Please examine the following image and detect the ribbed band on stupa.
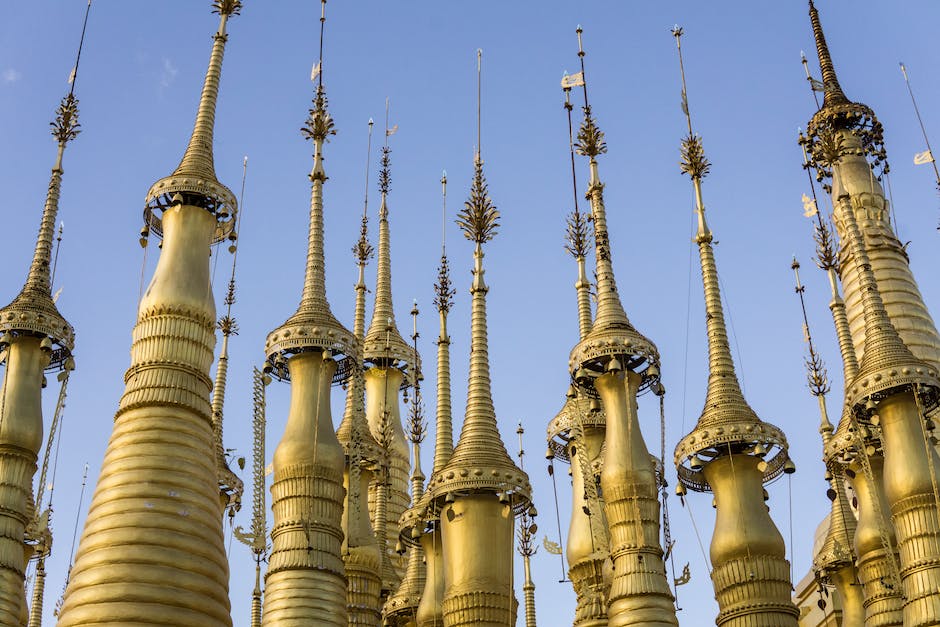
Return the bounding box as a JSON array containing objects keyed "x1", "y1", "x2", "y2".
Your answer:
[{"x1": 57, "y1": 5, "x2": 241, "y2": 626}]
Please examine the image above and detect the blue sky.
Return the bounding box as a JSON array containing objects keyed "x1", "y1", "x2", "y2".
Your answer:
[{"x1": 2, "y1": 1, "x2": 940, "y2": 624}]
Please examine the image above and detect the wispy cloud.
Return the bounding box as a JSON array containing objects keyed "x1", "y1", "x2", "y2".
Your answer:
[
  {"x1": 2, "y1": 68, "x2": 21, "y2": 84},
  {"x1": 160, "y1": 58, "x2": 177, "y2": 89}
]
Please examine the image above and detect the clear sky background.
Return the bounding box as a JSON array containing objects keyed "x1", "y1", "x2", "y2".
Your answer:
[{"x1": 2, "y1": 1, "x2": 940, "y2": 625}]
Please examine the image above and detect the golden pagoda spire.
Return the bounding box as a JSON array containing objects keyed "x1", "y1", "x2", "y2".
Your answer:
[
  {"x1": 431, "y1": 172, "x2": 455, "y2": 477},
  {"x1": 385, "y1": 305, "x2": 428, "y2": 625},
  {"x1": 210, "y1": 155, "x2": 247, "y2": 520},
  {"x1": 560, "y1": 28, "x2": 675, "y2": 626},
  {"x1": 58, "y1": 4, "x2": 240, "y2": 625},
  {"x1": 234, "y1": 367, "x2": 270, "y2": 627},
  {"x1": 803, "y1": 1, "x2": 940, "y2": 374},
  {"x1": 792, "y1": 260, "x2": 865, "y2": 626},
  {"x1": 546, "y1": 71, "x2": 609, "y2": 627},
  {"x1": 816, "y1": 126, "x2": 940, "y2": 625},
  {"x1": 425, "y1": 49, "x2": 531, "y2": 627},
  {"x1": 670, "y1": 27, "x2": 798, "y2": 627},
  {"x1": 414, "y1": 180, "x2": 454, "y2": 627},
  {"x1": 0, "y1": 3, "x2": 89, "y2": 622},
  {"x1": 261, "y1": 3, "x2": 356, "y2": 624},
  {"x1": 362, "y1": 100, "x2": 415, "y2": 591},
  {"x1": 336, "y1": 119, "x2": 384, "y2": 627},
  {"x1": 802, "y1": 143, "x2": 905, "y2": 624}
]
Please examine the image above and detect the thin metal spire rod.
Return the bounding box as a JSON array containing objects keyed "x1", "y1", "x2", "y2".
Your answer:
[
  {"x1": 441, "y1": 170, "x2": 447, "y2": 253},
  {"x1": 68, "y1": 0, "x2": 93, "y2": 97},
  {"x1": 50, "y1": 223, "x2": 64, "y2": 289},
  {"x1": 800, "y1": 51, "x2": 822, "y2": 110},
  {"x1": 363, "y1": 119, "x2": 374, "y2": 220},
  {"x1": 673, "y1": 26, "x2": 693, "y2": 136},
  {"x1": 575, "y1": 26, "x2": 588, "y2": 107},
  {"x1": 900, "y1": 62, "x2": 940, "y2": 186},
  {"x1": 476, "y1": 49, "x2": 482, "y2": 161},
  {"x1": 563, "y1": 88, "x2": 581, "y2": 218},
  {"x1": 317, "y1": 0, "x2": 326, "y2": 90}
]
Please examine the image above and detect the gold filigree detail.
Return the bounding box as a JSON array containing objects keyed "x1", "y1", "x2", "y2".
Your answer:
[
  {"x1": 433, "y1": 253, "x2": 455, "y2": 314},
  {"x1": 813, "y1": 216, "x2": 839, "y2": 273},
  {"x1": 564, "y1": 209, "x2": 592, "y2": 259},
  {"x1": 211, "y1": 0, "x2": 242, "y2": 16},
  {"x1": 301, "y1": 90, "x2": 335, "y2": 143},
  {"x1": 378, "y1": 146, "x2": 391, "y2": 196},
  {"x1": 352, "y1": 214, "x2": 374, "y2": 263},
  {"x1": 456, "y1": 159, "x2": 499, "y2": 244},
  {"x1": 50, "y1": 94, "x2": 80, "y2": 144},
  {"x1": 680, "y1": 133, "x2": 710, "y2": 179},
  {"x1": 575, "y1": 106, "x2": 607, "y2": 157}
]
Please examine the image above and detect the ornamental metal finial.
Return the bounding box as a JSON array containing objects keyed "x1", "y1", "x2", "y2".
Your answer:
[
  {"x1": 143, "y1": 1, "x2": 240, "y2": 243},
  {"x1": 353, "y1": 119, "x2": 376, "y2": 264},
  {"x1": 807, "y1": 0, "x2": 849, "y2": 108},
  {"x1": 792, "y1": 259, "x2": 831, "y2": 402}
]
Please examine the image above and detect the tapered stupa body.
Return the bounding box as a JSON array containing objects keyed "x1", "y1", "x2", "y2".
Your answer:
[
  {"x1": 843, "y1": 454, "x2": 903, "y2": 625},
  {"x1": 57, "y1": 7, "x2": 241, "y2": 624},
  {"x1": 674, "y1": 143, "x2": 797, "y2": 624},
  {"x1": 262, "y1": 88, "x2": 356, "y2": 626},
  {"x1": 568, "y1": 150, "x2": 674, "y2": 626},
  {"x1": 597, "y1": 371, "x2": 674, "y2": 626},
  {"x1": 58, "y1": 201, "x2": 230, "y2": 626},
  {"x1": 0, "y1": 337, "x2": 47, "y2": 625},
  {"x1": 364, "y1": 191, "x2": 414, "y2": 589},
  {"x1": 804, "y1": 1, "x2": 940, "y2": 374}
]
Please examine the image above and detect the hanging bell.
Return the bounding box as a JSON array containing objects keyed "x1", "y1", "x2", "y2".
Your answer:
[
  {"x1": 752, "y1": 442, "x2": 767, "y2": 457},
  {"x1": 675, "y1": 483, "x2": 687, "y2": 497},
  {"x1": 865, "y1": 397, "x2": 878, "y2": 413},
  {"x1": 689, "y1": 454, "x2": 703, "y2": 470},
  {"x1": 545, "y1": 446, "x2": 555, "y2": 460},
  {"x1": 589, "y1": 398, "x2": 601, "y2": 412},
  {"x1": 498, "y1": 491, "x2": 510, "y2": 504},
  {"x1": 0, "y1": 332, "x2": 11, "y2": 349},
  {"x1": 646, "y1": 363, "x2": 660, "y2": 379},
  {"x1": 41, "y1": 375, "x2": 48, "y2": 389},
  {"x1": 39, "y1": 336, "x2": 53, "y2": 352},
  {"x1": 606, "y1": 357, "x2": 622, "y2": 373},
  {"x1": 395, "y1": 540, "x2": 404, "y2": 555},
  {"x1": 444, "y1": 492, "x2": 455, "y2": 504},
  {"x1": 870, "y1": 413, "x2": 881, "y2": 427},
  {"x1": 139, "y1": 225, "x2": 150, "y2": 248},
  {"x1": 410, "y1": 526, "x2": 422, "y2": 540},
  {"x1": 784, "y1": 459, "x2": 796, "y2": 474},
  {"x1": 566, "y1": 385, "x2": 577, "y2": 399},
  {"x1": 762, "y1": 489, "x2": 770, "y2": 502},
  {"x1": 528, "y1": 504, "x2": 537, "y2": 518}
]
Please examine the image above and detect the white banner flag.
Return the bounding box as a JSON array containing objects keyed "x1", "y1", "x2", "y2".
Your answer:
[
  {"x1": 561, "y1": 71, "x2": 585, "y2": 89},
  {"x1": 914, "y1": 149, "x2": 934, "y2": 165}
]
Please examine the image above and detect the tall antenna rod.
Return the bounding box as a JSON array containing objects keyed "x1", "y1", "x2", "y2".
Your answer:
[
  {"x1": 476, "y1": 49, "x2": 482, "y2": 161},
  {"x1": 801, "y1": 50, "x2": 822, "y2": 110},
  {"x1": 673, "y1": 26, "x2": 694, "y2": 136},
  {"x1": 563, "y1": 85, "x2": 581, "y2": 219},
  {"x1": 317, "y1": 0, "x2": 326, "y2": 90},
  {"x1": 441, "y1": 171, "x2": 448, "y2": 254},
  {"x1": 576, "y1": 26, "x2": 589, "y2": 107},
  {"x1": 363, "y1": 119, "x2": 374, "y2": 220},
  {"x1": 900, "y1": 63, "x2": 940, "y2": 187},
  {"x1": 68, "y1": 0, "x2": 93, "y2": 97}
]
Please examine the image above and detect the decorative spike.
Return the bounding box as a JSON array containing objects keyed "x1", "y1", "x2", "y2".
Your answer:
[
  {"x1": 431, "y1": 176, "x2": 455, "y2": 477},
  {"x1": 144, "y1": 1, "x2": 240, "y2": 243},
  {"x1": 807, "y1": 0, "x2": 849, "y2": 108}
]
